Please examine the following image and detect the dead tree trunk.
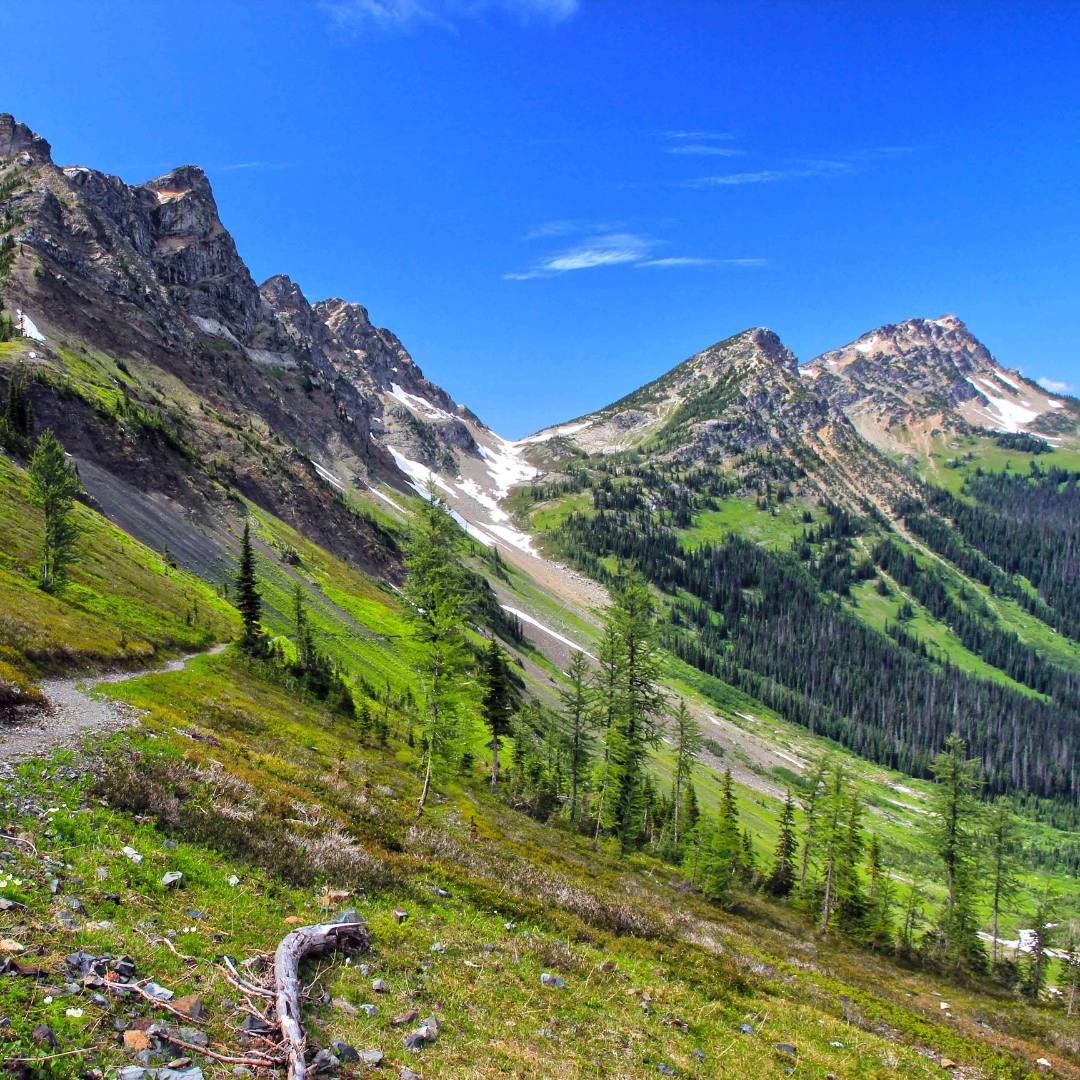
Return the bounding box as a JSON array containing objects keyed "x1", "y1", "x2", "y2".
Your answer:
[{"x1": 274, "y1": 919, "x2": 369, "y2": 1080}]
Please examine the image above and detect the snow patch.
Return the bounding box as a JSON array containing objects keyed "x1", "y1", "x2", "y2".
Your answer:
[
  {"x1": 312, "y1": 461, "x2": 345, "y2": 492},
  {"x1": 501, "y1": 605, "x2": 594, "y2": 659},
  {"x1": 477, "y1": 438, "x2": 538, "y2": 497},
  {"x1": 387, "y1": 446, "x2": 456, "y2": 498},
  {"x1": 388, "y1": 383, "x2": 455, "y2": 423},
  {"x1": 367, "y1": 485, "x2": 407, "y2": 514},
  {"x1": 15, "y1": 310, "x2": 45, "y2": 343},
  {"x1": 991, "y1": 368, "x2": 1023, "y2": 392},
  {"x1": 457, "y1": 476, "x2": 510, "y2": 522},
  {"x1": 520, "y1": 420, "x2": 592, "y2": 445},
  {"x1": 460, "y1": 518, "x2": 496, "y2": 547},
  {"x1": 965, "y1": 376, "x2": 1041, "y2": 432}
]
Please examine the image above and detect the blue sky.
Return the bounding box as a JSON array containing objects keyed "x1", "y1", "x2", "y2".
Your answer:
[{"x1": 4, "y1": 1, "x2": 1079, "y2": 436}]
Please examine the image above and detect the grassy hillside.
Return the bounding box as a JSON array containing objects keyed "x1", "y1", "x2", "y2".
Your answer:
[
  {"x1": 2, "y1": 441, "x2": 1079, "y2": 1077},
  {"x1": 0, "y1": 453, "x2": 236, "y2": 708},
  {"x1": 2, "y1": 649, "x2": 1077, "y2": 1077}
]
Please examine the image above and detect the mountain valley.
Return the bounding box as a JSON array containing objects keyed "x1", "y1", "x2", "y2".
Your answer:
[{"x1": 2, "y1": 113, "x2": 1080, "y2": 1078}]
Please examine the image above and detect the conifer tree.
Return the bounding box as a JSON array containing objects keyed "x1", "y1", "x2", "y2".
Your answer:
[
  {"x1": 738, "y1": 827, "x2": 757, "y2": 885},
  {"x1": 832, "y1": 789, "x2": 865, "y2": 932},
  {"x1": 798, "y1": 755, "x2": 831, "y2": 894},
  {"x1": 293, "y1": 581, "x2": 314, "y2": 670},
  {"x1": 590, "y1": 618, "x2": 622, "y2": 848},
  {"x1": 898, "y1": 880, "x2": 925, "y2": 957},
  {"x1": 986, "y1": 799, "x2": 1021, "y2": 969},
  {"x1": 480, "y1": 637, "x2": 513, "y2": 792},
  {"x1": 0, "y1": 363, "x2": 31, "y2": 454},
  {"x1": 816, "y1": 763, "x2": 854, "y2": 935},
  {"x1": 693, "y1": 768, "x2": 742, "y2": 901},
  {"x1": 28, "y1": 429, "x2": 81, "y2": 592},
  {"x1": 1024, "y1": 886, "x2": 1057, "y2": 1001},
  {"x1": 235, "y1": 521, "x2": 265, "y2": 653},
  {"x1": 403, "y1": 492, "x2": 472, "y2": 813},
  {"x1": 766, "y1": 790, "x2": 798, "y2": 897},
  {"x1": 1063, "y1": 936, "x2": 1080, "y2": 1018},
  {"x1": 867, "y1": 833, "x2": 882, "y2": 900},
  {"x1": 560, "y1": 650, "x2": 594, "y2": 824},
  {"x1": 606, "y1": 574, "x2": 665, "y2": 852},
  {"x1": 929, "y1": 734, "x2": 985, "y2": 968},
  {"x1": 670, "y1": 699, "x2": 703, "y2": 852}
]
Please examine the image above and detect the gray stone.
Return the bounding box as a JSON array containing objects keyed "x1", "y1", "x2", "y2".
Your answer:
[
  {"x1": 540, "y1": 972, "x2": 567, "y2": 989},
  {"x1": 331, "y1": 1041, "x2": 360, "y2": 1062}
]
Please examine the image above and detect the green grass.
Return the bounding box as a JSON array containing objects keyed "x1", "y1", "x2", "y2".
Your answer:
[
  {"x1": 920, "y1": 433, "x2": 1080, "y2": 496},
  {"x1": 678, "y1": 496, "x2": 818, "y2": 551},
  {"x1": 2, "y1": 649, "x2": 1074, "y2": 1077},
  {"x1": 0, "y1": 453, "x2": 236, "y2": 704},
  {"x1": 848, "y1": 578, "x2": 1043, "y2": 695}
]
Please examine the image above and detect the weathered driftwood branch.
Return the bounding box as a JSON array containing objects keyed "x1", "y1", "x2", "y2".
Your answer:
[{"x1": 274, "y1": 920, "x2": 369, "y2": 1080}]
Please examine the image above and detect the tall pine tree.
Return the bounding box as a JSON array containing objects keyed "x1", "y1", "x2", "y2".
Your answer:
[
  {"x1": 235, "y1": 521, "x2": 265, "y2": 654},
  {"x1": 766, "y1": 790, "x2": 798, "y2": 897},
  {"x1": 560, "y1": 650, "x2": 594, "y2": 825},
  {"x1": 928, "y1": 734, "x2": 986, "y2": 969},
  {"x1": 29, "y1": 430, "x2": 82, "y2": 593},
  {"x1": 670, "y1": 699, "x2": 703, "y2": 853},
  {"x1": 480, "y1": 637, "x2": 513, "y2": 792},
  {"x1": 404, "y1": 492, "x2": 472, "y2": 813}
]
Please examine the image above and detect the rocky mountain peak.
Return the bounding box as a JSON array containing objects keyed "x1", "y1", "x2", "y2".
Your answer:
[
  {"x1": 0, "y1": 114, "x2": 52, "y2": 165},
  {"x1": 803, "y1": 315, "x2": 1073, "y2": 446},
  {"x1": 313, "y1": 298, "x2": 375, "y2": 346}
]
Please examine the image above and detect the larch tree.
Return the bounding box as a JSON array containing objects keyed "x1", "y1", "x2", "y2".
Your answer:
[
  {"x1": 29, "y1": 429, "x2": 82, "y2": 592},
  {"x1": 766, "y1": 790, "x2": 798, "y2": 898},
  {"x1": 986, "y1": 799, "x2": 1022, "y2": 969},
  {"x1": 560, "y1": 650, "x2": 594, "y2": 825},
  {"x1": 1024, "y1": 886, "x2": 1057, "y2": 1001},
  {"x1": 403, "y1": 491, "x2": 472, "y2": 814},
  {"x1": 480, "y1": 637, "x2": 513, "y2": 792},
  {"x1": 798, "y1": 755, "x2": 831, "y2": 895},
  {"x1": 670, "y1": 699, "x2": 703, "y2": 852},
  {"x1": 605, "y1": 574, "x2": 666, "y2": 852},
  {"x1": 929, "y1": 733, "x2": 985, "y2": 968}
]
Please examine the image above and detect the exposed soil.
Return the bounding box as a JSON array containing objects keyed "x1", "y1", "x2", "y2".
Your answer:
[{"x1": 0, "y1": 644, "x2": 226, "y2": 763}]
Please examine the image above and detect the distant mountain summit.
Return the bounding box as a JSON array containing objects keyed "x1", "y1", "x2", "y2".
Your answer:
[
  {"x1": 526, "y1": 327, "x2": 832, "y2": 458},
  {"x1": 802, "y1": 315, "x2": 1073, "y2": 453},
  {"x1": 1, "y1": 112, "x2": 1076, "y2": 581}
]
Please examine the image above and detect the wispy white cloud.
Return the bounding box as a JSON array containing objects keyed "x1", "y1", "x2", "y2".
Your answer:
[
  {"x1": 217, "y1": 160, "x2": 290, "y2": 172},
  {"x1": 662, "y1": 130, "x2": 736, "y2": 141},
  {"x1": 685, "y1": 159, "x2": 853, "y2": 188},
  {"x1": 637, "y1": 256, "x2": 714, "y2": 268},
  {"x1": 1038, "y1": 375, "x2": 1075, "y2": 395},
  {"x1": 524, "y1": 218, "x2": 623, "y2": 239},
  {"x1": 506, "y1": 231, "x2": 651, "y2": 278},
  {"x1": 321, "y1": 0, "x2": 579, "y2": 32},
  {"x1": 505, "y1": 225, "x2": 765, "y2": 279},
  {"x1": 637, "y1": 256, "x2": 766, "y2": 269},
  {"x1": 683, "y1": 147, "x2": 916, "y2": 189},
  {"x1": 665, "y1": 145, "x2": 743, "y2": 157}
]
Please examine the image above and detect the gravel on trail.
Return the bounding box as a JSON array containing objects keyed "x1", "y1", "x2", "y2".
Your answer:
[{"x1": 0, "y1": 644, "x2": 226, "y2": 763}]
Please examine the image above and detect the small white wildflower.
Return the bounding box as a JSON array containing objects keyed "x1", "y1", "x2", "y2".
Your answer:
[
  {"x1": 43, "y1": 995, "x2": 53, "y2": 1004},
  {"x1": 65, "y1": 1007, "x2": 84, "y2": 1018}
]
